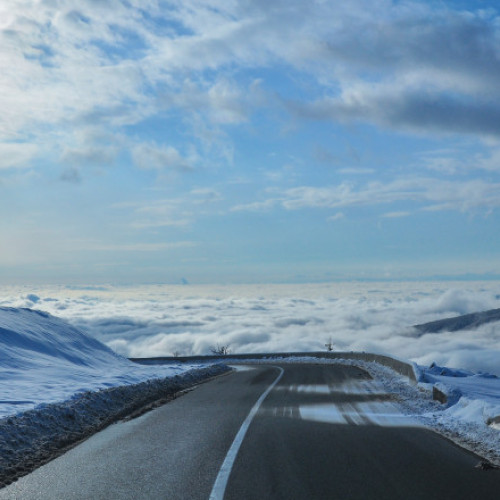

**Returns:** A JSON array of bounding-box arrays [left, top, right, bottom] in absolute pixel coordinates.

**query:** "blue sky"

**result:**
[[1, 0, 500, 284]]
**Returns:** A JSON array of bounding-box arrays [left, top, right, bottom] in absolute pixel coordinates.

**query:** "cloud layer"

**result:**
[[2, 281, 500, 375]]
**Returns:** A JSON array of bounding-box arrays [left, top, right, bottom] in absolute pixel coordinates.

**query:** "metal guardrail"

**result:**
[[130, 351, 419, 383]]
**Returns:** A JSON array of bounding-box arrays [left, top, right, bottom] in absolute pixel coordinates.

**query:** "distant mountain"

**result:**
[[414, 308, 500, 334]]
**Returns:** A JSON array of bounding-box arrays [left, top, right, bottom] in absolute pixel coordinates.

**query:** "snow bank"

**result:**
[[0, 364, 229, 487], [420, 364, 500, 429]]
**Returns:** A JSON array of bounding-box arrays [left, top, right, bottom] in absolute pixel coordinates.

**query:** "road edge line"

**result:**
[[209, 366, 284, 500]]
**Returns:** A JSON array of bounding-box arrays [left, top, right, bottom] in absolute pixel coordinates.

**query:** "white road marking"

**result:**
[[209, 366, 284, 500]]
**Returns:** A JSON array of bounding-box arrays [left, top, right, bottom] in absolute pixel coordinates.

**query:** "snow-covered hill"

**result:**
[[0, 307, 126, 370], [0, 307, 209, 418], [414, 308, 500, 334]]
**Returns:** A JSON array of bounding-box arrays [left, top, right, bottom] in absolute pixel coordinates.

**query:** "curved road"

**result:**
[[1, 363, 498, 499]]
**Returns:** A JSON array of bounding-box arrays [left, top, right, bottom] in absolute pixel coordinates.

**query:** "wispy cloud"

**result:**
[[327, 212, 345, 221], [131, 142, 195, 171], [119, 187, 224, 230], [89, 241, 196, 252], [233, 178, 500, 214], [129, 199, 194, 229], [0, 143, 38, 169], [382, 211, 411, 218], [231, 199, 278, 213]]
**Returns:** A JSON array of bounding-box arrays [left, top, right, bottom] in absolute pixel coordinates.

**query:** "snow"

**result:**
[[0, 307, 213, 418], [418, 364, 500, 439], [422, 364, 500, 407]]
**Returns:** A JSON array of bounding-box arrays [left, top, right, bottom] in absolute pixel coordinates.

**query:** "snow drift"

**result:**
[[0, 307, 126, 371], [0, 307, 216, 418]]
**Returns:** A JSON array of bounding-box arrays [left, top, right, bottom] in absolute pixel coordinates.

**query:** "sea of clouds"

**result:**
[[1, 281, 500, 376]]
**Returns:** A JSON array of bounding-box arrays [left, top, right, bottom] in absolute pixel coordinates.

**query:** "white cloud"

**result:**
[[382, 211, 411, 218], [2, 282, 500, 375], [474, 149, 500, 172], [338, 168, 374, 175], [231, 199, 278, 212], [126, 198, 194, 229], [131, 142, 195, 171], [190, 188, 222, 204], [115, 187, 224, 231], [88, 241, 196, 252], [233, 178, 500, 214], [58, 127, 121, 169], [280, 3, 500, 139], [0, 142, 38, 169], [165, 78, 256, 125], [327, 212, 345, 221]]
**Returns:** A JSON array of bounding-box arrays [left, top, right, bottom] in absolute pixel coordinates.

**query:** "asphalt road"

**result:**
[[1, 363, 499, 499]]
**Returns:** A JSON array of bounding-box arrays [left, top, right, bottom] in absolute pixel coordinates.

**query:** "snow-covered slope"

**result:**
[[0, 307, 126, 371], [0, 307, 208, 418], [414, 308, 500, 334]]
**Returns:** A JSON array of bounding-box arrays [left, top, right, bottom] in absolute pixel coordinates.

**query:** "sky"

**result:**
[[1, 0, 500, 284]]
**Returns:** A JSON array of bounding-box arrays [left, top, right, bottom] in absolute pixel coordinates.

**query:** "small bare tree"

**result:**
[[325, 338, 334, 352], [210, 343, 230, 356]]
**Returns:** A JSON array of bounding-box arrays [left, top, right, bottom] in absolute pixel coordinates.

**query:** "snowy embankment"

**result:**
[[0, 307, 227, 486]]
